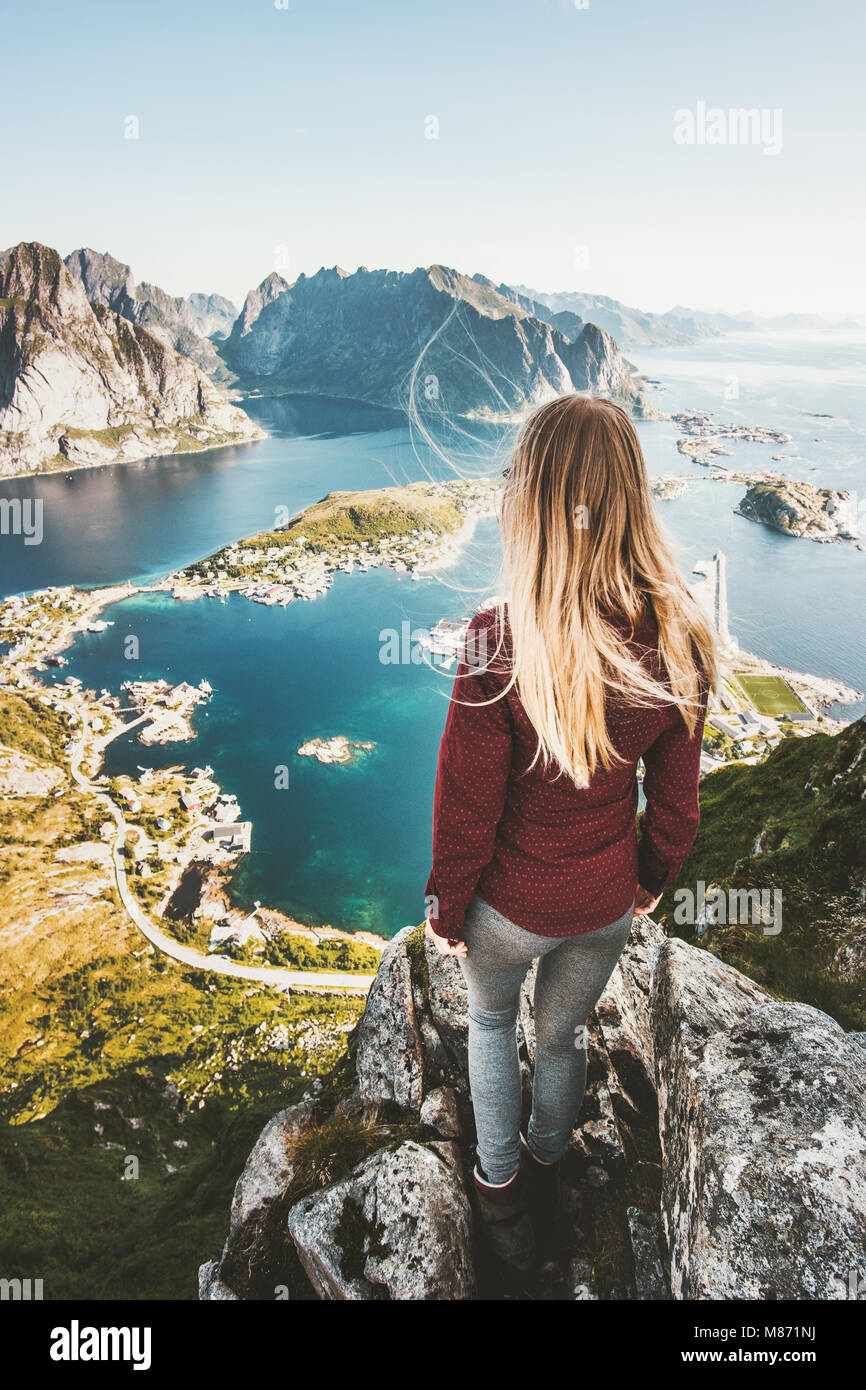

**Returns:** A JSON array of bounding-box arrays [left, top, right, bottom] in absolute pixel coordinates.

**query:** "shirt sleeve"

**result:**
[[637, 692, 707, 899], [425, 620, 513, 942]]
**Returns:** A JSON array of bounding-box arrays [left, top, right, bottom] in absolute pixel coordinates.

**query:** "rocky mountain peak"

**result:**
[[0, 240, 261, 476], [1, 241, 89, 321], [63, 247, 229, 379], [223, 260, 651, 417], [64, 247, 137, 311], [231, 271, 290, 340], [200, 912, 866, 1301]]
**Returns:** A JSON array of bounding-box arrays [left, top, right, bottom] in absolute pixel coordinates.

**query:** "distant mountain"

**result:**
[[660, 305, 862, 335], [663, 304, 755, 336], [187, 292, 238, 341], [64, 248, 233, 382], [503, 283, 702, 348], [0, 243, 261, 477], [223, 264, 652, 417]]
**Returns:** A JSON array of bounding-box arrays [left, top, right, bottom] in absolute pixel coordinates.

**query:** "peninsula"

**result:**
[[171, 476, 501, 603]]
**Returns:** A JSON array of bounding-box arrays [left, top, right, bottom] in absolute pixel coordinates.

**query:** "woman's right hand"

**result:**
[[424, 919, 468, 957]]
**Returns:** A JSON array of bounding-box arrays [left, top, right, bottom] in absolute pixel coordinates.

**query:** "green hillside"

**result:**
[[659, 716, 866, 1029]]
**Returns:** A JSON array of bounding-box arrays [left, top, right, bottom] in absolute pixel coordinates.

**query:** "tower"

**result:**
[[714, 551, 731, 647]]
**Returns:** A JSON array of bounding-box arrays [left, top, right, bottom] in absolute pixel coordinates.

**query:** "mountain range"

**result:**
[[0, 244, 662, 475], [0, 244, 260, 476], [221, 262, 653, 418], [63, 248, 235, 382], [6, 237, 856, 479]]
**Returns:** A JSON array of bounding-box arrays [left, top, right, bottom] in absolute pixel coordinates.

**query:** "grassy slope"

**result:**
[[187, 482, 465, 573], [658, 716, 866, 1029], [0, 692, 364, 1298]]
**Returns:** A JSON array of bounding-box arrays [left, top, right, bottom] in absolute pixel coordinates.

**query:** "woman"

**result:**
[[424, 394, 717, 1272]]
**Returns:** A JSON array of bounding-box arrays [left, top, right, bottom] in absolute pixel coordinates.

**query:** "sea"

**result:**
[[2, 332, 864, 938]]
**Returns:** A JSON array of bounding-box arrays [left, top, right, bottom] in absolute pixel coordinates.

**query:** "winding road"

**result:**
[[68, 712, 376, 994]]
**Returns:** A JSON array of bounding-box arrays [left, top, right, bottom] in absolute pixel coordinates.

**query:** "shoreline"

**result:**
[[0, 424, 268, 486]]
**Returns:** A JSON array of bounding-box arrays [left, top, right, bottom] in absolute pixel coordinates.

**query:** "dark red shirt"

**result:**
[[425, 605, 707, 942]]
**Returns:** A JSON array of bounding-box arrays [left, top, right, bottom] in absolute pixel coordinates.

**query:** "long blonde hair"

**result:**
[[497, 394, 718, 785]]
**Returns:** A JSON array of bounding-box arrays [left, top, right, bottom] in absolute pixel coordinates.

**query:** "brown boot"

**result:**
[[472, 1161, 536, 1273]]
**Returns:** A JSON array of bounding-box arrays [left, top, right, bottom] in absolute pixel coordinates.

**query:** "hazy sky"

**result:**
[[3, 0, 863, 316]]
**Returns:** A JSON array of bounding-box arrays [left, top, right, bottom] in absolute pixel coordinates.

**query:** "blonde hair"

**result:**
[[495, 394, 718, 785]]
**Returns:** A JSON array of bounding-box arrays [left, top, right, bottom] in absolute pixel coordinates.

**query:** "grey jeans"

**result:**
[[458, 895, 634, 1184]]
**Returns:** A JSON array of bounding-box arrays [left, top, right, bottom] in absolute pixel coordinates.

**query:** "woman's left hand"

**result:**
[[634, 884, 662, 916], [425, 919, 468, 957]]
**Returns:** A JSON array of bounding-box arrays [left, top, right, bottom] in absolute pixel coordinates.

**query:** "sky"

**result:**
[[3, 0, 864, 317]]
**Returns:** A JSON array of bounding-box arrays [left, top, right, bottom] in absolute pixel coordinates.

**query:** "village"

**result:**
[[166, 476, 501, 606]]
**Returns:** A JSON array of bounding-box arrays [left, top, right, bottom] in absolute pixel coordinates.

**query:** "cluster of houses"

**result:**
[[191, 527, 445, 609], [708, 709, 782, 740], [176, 777, 252, 854], [175, 478, 500, 607], [121, 677, 212, 711]]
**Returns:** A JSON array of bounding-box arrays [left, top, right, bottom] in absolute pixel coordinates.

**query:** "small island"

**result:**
[[297, 736, 375, 765], [735, 479, 861, 545], [651, 473, 696, 500], [673, 412, 792, 467]]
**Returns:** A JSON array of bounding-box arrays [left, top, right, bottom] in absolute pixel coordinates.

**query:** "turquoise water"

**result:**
[[8, 334, 866, 936], [44, 520, 504, 937]]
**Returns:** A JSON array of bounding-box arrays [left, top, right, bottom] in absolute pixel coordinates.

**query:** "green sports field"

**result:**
[[734, 673, 810, 717]]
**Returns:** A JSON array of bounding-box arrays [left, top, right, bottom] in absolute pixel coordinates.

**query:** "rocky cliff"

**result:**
[[64, 247, 232, 381], [222, 264, 652, 419], [200, 913, 866, 1301], [0, 243, 261, 477]]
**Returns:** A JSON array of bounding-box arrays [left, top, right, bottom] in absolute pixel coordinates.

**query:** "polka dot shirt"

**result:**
[[425, 605, 707, 943]]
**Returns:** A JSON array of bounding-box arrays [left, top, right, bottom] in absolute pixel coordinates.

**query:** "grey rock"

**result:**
[[198, 1260, 239, 1301], [218, 1099, 314, 1284], [517, 960, 538, 1067], [423, 932, 469, 1073], [627, 1208, 669, 1300], [287, 1139, 475, 1300], [420, 1085, 461, 1139], [652, 937, 866, 1299], [356, 926, 424, 1109], [595, 914, 665, 1119]]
